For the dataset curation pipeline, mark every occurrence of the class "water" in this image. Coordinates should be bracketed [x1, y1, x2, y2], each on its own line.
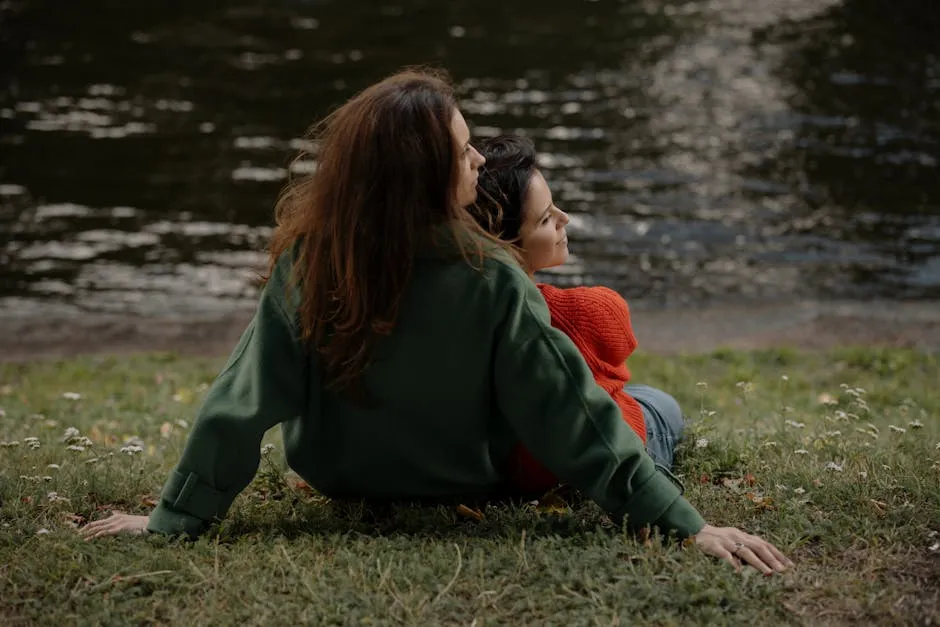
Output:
[1, 0, 938, 318]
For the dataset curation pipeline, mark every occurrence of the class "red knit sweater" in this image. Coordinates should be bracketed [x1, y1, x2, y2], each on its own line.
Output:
[508, 283, 646, 493]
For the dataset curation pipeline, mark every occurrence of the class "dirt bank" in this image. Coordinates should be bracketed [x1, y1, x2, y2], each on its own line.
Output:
[2, 299, 939, 362]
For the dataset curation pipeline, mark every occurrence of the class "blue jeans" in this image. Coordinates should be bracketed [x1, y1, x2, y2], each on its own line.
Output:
[626, 384, 685, 471]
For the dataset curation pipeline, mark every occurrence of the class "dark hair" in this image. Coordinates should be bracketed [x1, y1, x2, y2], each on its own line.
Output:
[472, 135, 539, 242]
[267, 68, 509, 396]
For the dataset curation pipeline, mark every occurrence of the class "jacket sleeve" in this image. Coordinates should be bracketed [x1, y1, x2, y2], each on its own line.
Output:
[493, 268, 705, 538]
[147, 254, 308, 538]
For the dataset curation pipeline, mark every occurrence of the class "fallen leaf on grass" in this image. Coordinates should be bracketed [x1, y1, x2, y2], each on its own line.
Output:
[456, 504, 484, 521]
[140, 496, 158, 507]
[744, 492, 775, 510]
[870, 499, 887, 515]
[535, 493, 570, 515]
[817, 393, 837, 406]
[172, 389, 194, 404]
[721, 478, 744, 490]
[61, 512, 86, 528]
[291, 479, 316, 495]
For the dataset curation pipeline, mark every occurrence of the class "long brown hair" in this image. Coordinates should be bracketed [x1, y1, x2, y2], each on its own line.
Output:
[267, 68, 504, 395]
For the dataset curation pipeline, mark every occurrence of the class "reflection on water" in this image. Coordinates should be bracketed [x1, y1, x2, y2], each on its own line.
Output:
[1, 0, 938, 317]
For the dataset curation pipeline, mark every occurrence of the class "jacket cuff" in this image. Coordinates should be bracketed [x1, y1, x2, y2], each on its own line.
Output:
[146, 469, 234, 538]
[654, 496, 707, 539]
[147, 502, 206, 538]
[614, 468, 704, 537]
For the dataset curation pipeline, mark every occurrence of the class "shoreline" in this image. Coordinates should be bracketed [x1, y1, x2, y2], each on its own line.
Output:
[2, 299, 939, 361]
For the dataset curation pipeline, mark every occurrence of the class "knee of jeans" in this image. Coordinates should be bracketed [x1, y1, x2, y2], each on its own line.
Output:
[659, 392, 685, 436]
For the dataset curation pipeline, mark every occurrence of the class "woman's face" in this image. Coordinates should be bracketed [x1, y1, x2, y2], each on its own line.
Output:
[519, 169, 569, 273]
[450, 110, 486, 208]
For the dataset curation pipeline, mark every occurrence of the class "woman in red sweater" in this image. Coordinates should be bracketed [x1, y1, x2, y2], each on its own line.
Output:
[473, 135, 685, 494]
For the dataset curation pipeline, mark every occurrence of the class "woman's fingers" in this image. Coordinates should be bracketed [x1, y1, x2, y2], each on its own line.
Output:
[748, 540, 789, 573]
[717, 547, 742, 573]
[694, 526, 794, 575]
[79, 513, 144, 540]
[79, 516, 114, 539]
[767, 540, 795, 568]
[733, 546, 773, 575]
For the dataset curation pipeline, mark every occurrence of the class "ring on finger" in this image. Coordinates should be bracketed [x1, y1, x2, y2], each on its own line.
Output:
[732, 542, 745, 557]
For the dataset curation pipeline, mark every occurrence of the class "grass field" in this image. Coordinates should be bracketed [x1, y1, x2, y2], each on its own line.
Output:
[1, 347, 938, 625]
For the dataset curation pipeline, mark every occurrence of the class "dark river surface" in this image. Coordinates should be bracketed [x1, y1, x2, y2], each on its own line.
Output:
[1, 0, 938, 318]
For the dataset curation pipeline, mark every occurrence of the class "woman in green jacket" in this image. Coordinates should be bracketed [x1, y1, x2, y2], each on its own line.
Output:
[81, 69, 791, 575]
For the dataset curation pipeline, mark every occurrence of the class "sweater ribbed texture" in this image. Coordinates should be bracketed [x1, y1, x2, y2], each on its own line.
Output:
[509, 284, 646, 492]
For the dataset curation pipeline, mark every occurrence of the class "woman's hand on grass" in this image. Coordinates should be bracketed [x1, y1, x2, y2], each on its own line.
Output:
[80, 513, 150, 540]
[693, 525, 793, 575]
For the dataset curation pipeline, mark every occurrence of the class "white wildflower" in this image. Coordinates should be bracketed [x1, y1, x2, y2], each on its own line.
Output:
[23, 437, 40, 444]
[794, 449, 809, 455]
[47, 492, 69, 503]
[42, 476, 53, 481]
[120, 444, 143, 455]
[175, 419, 188, 428]
[696, 381, 708, 389]
[889, 425, 906, 434]
[785, 420, 806, 429]
[858, 471, 868, 479]
[61, 427, 80, 442]
[47, 464, 60, 470]
[123, 436, 144, 448]
[1, 440, 20, 447]
[793, 487, 806, 495]
[929, 542, 940, 553]
[936, 442, 940, 450]
[0, 407, 5, 417]
[85, 457, 99, 464]
[261, 443, 276, 454]
[825, 430, 843, 438]
[835, 410, 847, 420]
[855, 427, 878, 439]
[74, 436, 93, 447]
[694, 437, 709, 449]
[781, 375, 789, 381]
[908, 420, 924, 429]
[36, 528, 50, 535]
[62, 392, 82, 401]
[825, 462, 844, 472]
[762, 441, 778, 448]
[776, 484, 789, 491]
[67, 444, 85, 452]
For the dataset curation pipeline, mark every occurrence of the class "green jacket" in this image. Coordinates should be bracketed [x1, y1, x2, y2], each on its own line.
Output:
[148, 241, 706, 539]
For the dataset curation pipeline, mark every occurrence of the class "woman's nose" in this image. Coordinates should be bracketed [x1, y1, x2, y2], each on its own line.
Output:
[558, 209, 570, 226]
